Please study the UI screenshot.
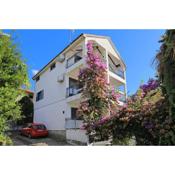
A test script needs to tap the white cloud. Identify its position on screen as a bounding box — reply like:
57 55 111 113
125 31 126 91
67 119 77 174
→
32 69 39 76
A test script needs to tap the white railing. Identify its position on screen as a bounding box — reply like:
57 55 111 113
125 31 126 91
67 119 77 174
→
66 87 82 97
109 65 125 79
118 93 126 103
66 55 82 68
65 118 83 129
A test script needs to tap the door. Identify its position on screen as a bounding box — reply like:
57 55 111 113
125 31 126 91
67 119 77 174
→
71 108 78 120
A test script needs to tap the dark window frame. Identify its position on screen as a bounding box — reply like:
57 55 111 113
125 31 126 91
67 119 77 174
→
71 108 78 120
36 90 44 102
36 76 40 82
50 63 56 71
66 52 82 68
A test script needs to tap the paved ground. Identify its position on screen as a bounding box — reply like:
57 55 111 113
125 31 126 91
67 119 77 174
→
9 132 71 146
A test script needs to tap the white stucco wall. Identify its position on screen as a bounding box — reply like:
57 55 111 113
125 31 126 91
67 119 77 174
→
34 41 85 131
34 100 70 130
66 129 88 143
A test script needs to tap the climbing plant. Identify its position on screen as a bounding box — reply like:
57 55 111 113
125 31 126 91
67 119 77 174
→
77 41 119 142
91 79 175 145
78 31 175 145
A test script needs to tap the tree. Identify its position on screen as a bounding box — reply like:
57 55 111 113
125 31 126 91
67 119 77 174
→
77 41 119 142
0 31 29 145
18 95 33 124
156 30 175 118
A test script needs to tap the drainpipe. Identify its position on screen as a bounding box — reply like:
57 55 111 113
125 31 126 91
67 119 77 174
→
124 70 127 99
105 49 110 84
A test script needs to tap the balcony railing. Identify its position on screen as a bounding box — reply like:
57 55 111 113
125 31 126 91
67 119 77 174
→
66 55 82 68
118 93 127 103
66 86 82 97
65 118 83 129
109 65 125 79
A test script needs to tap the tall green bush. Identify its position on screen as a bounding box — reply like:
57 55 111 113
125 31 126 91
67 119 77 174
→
0 32 29 145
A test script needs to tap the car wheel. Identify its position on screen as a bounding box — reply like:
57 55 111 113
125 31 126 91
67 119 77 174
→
28 133 32 138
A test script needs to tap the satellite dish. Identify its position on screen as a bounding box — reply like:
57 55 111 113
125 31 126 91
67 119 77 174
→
57 54 65 62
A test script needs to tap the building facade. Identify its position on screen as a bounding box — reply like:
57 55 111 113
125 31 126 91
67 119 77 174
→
33 34 127 143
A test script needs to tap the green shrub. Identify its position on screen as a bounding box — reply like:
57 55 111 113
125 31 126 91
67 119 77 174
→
0 134 12 146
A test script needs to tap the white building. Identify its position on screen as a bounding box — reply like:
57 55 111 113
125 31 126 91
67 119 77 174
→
33 33 127 144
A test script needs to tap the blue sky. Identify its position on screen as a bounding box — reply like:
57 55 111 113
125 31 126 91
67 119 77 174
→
5 29 165 95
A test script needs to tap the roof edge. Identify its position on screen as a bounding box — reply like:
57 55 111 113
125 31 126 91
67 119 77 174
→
84 34 126 69
32 33 85 80
32 33 126 80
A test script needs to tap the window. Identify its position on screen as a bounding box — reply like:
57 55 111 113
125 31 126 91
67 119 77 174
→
71 108 78 119
36 76 40 82
50 63 56 71
74 55 82 63
66 53 82 68
66 56 75 68
36 90 44 101
32 125 46 130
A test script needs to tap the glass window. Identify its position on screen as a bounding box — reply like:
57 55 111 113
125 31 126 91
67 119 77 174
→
36 76 40 82
32 125 46 130
36 90 44 101
50 63 56 71
71 108 78 119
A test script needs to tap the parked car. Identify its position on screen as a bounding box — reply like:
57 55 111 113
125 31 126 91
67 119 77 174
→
20 123 48 138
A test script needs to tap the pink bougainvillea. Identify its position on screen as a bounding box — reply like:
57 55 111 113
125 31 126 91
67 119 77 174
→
77 41 119 139
90 78 175 145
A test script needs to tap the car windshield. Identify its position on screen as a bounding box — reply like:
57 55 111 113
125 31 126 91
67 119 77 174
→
33 125 46 130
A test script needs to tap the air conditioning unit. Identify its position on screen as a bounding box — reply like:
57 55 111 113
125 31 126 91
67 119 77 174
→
57 74 64 82
57 54 65 63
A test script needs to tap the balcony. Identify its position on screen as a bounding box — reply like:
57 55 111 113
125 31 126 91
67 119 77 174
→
66 86 82 97
109 65 125 79
118 93 126 103
65 118 83 129
66 54 82 69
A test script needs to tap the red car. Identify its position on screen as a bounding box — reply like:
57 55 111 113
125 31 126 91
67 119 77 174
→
20 123 48 138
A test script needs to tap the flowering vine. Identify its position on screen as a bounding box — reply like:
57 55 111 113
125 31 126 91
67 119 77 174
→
77 41 119 141
90 78 175 145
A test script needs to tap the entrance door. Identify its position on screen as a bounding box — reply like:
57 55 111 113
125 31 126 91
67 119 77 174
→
71 108 78 120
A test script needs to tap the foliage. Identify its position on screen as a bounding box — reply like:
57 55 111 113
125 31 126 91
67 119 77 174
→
0 31 29 145
18 95 33 124
0 134 12 145
155 30 175 118
77 31 175 145
89 79 175 145
77 41 119 141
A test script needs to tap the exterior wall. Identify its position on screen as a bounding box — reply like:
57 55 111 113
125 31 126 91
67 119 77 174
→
34 40 85 132
34 60 68 130
34 100 69 130
66 129 88 143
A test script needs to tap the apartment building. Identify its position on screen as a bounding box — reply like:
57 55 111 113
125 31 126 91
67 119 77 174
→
32 33 127 143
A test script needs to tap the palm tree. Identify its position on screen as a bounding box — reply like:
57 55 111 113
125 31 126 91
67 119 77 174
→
156 30 175 118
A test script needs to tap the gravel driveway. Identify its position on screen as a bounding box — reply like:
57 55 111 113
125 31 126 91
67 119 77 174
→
10 132 71 146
